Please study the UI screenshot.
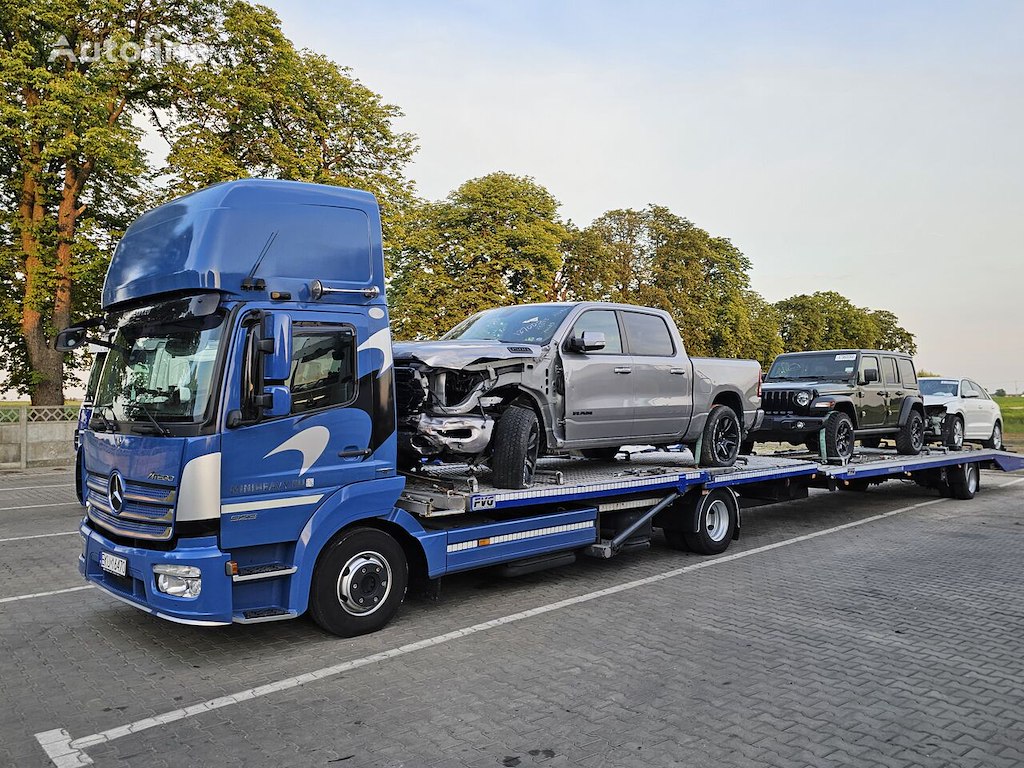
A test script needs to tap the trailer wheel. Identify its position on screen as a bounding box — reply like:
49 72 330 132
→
896 410 925 455
942 414 965 450
983 421 1003 451
681 489 738 555
698 405 741 467
824 412 855 461
949 463 980 500
491 406 540 489
310 528 408 637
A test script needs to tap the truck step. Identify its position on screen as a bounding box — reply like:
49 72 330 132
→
233 607 298 624
232 563 298 583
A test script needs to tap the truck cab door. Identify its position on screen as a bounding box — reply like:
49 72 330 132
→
218 308 395 549
561 309 635 443
619 310 693 438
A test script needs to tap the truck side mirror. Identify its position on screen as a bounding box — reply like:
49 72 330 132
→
258 385 292 417
260 313 292 381
569 331 606 353
55 327 88 351
862 369 879 384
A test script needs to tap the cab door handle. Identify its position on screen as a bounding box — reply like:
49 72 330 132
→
613 367 632 375
338 448 372 459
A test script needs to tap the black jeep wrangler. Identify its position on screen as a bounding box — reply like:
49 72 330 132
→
750 349 927 460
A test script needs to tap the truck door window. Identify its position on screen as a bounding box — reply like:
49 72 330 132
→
897 357 917 387
569 310 622 354
883 357 899 385
289 325 356 414
622 312 675 356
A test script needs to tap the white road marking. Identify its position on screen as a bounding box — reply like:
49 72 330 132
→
0 531 78 544
0 502 80 512
996 476 1024 488
0 585 92 605
34 493 974 767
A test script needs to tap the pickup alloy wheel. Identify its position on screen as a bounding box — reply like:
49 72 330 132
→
698 405 741 467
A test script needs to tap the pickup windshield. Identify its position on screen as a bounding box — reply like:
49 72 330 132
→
441 305 573 345
94 306 224 428
766 352 858 382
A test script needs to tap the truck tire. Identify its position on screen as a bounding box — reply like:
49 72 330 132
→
581 447 620 461
698 405 741 468
681 488 738 555
983 421 1003 450
824 412 855 461
942 414 965 450
310 527 408 637
948 463 980 500
896 409 925 455
491 406 540 489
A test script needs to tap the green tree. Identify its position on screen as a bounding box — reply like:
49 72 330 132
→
0 0 416 403
560 205 756 358
389 173 569 339
774 291 915 354
994 388 1007 398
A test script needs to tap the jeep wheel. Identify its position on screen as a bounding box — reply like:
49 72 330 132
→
942 414 965 450
491 406 541 489
983 421 1003 451
824 412 855 461
698 405 741 467
896 410 925 455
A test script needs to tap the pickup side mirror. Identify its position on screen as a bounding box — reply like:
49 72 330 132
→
569 331 606 353
862 368 879 384
259 313 292 381
55 327 88 352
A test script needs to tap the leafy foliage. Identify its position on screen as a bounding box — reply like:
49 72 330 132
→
774 292 917 355
388 173 568 339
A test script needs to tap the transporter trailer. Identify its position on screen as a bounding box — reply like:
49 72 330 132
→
57 179 1024 638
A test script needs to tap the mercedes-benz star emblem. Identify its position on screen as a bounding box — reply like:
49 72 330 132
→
108 471 125 514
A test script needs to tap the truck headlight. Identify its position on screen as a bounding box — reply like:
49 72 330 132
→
153 564 202 598
795 391 812 407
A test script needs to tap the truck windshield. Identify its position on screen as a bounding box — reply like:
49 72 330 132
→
766 352 858 382
441 305 573 345
94 311 225 427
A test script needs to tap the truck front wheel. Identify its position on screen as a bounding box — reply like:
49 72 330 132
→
310 528 408 637
698 405 741 467
491 406 541 489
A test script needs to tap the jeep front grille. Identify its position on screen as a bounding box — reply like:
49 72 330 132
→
762 390 810 415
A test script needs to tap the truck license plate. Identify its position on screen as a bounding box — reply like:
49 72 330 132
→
100 551 128 577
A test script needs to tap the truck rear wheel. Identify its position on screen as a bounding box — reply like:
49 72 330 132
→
698 405 741 467
896 410 925 455
491 406 540 489
310 527 408 637
680 488 738 555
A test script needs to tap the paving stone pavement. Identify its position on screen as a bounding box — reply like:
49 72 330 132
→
1 467 1022 767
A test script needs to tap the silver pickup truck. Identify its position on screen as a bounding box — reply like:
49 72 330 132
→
393 302 763 488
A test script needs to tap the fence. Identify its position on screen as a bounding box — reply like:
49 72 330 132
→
0 405 79 469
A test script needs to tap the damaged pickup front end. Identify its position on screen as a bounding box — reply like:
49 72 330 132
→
392 342 549 466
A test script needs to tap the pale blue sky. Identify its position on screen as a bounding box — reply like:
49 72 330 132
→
261 1 1023 391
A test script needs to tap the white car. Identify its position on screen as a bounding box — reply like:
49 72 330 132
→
919 377 1003 450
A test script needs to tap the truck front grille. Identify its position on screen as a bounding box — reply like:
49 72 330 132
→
85 471 176 541
762 390 809 415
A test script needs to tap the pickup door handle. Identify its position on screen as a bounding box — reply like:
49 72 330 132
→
338 448 372 459
670 368 688 375
613 367 632 375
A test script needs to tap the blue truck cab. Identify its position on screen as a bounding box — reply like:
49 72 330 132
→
60 179 457 635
